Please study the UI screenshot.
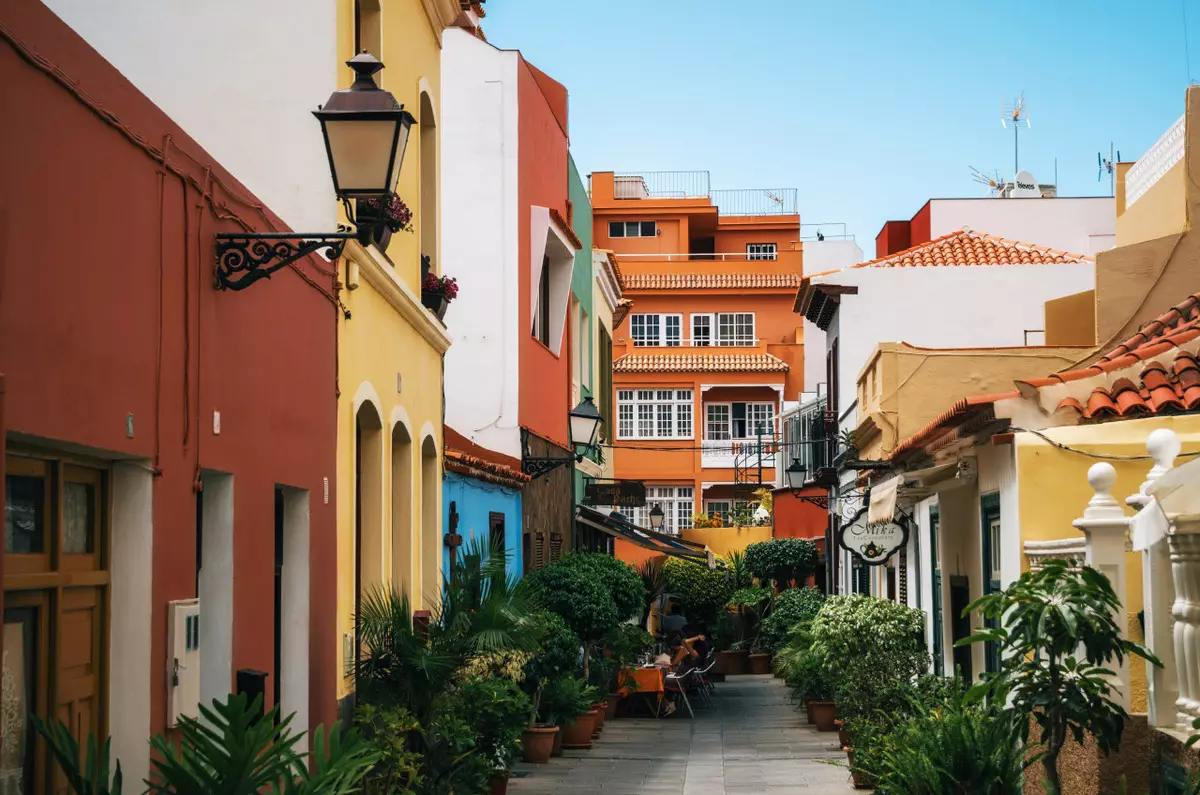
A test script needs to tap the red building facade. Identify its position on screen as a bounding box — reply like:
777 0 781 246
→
1 1 338 784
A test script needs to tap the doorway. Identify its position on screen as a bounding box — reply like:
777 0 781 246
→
949 575 973 682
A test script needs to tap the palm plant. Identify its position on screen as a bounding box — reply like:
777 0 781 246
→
30 716 123 795
637 558 665 625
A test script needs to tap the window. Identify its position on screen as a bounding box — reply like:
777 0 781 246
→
629 487 694 535
489 512 506 558
533 255 551 345
630 314 682 346
616 389 693 440
579 308 591 389
690 312 754 346
608 221 657 238
746 243 777 261
705 402 774 439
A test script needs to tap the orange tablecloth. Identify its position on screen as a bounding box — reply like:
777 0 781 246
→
618 666 665 696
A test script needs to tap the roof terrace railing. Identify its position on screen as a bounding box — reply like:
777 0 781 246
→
1126 114 1185 209
612 171 711 200
712 188 799 216
800 222 855 242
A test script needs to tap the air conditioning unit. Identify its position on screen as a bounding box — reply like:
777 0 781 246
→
167 598 201 727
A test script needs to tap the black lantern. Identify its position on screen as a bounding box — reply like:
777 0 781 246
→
568 397 603 452
314 53 416 200
213 53 414 293
649 504 665 531
785 458 807 490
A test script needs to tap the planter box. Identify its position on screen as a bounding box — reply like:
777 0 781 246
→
421 291 449 321
717 649 749 675
748 653 772 675
810 700 837 732
804 698 815 724
561 711 597 749
521 726 557 764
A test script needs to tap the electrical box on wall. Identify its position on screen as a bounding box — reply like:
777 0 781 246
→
343 631 356 678
167 598 201 728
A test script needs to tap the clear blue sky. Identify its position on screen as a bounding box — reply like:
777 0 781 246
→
483 0 1197 252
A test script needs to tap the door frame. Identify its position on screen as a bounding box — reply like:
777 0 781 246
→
980 492 1001 674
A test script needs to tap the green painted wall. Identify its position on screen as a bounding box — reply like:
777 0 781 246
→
569 157 597 497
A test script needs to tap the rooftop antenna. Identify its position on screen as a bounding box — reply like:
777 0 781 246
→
1098 143 1121 197
1001 93 1031 175
969 166 1003 197
764 190 785 209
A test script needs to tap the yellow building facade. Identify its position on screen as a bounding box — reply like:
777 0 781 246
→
333 0 460 710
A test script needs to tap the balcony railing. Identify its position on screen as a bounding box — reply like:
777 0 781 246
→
1126 114 1185 209
702 439 778 469
615 251 801 263
712 188 798 216
800 222 856 242
612 171 711 200
779 398 835 485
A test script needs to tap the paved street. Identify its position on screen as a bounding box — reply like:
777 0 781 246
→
509 675 855 795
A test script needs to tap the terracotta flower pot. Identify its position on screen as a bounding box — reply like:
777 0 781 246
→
845 749 875 790
489 774 509 795
804 698 816 724
521 726 558 764
835 719 851 749
748 653 772 675
717 650 749 675
810 700 837 732
591 703 606 736
560 711 596 749
605 696 621 720
551 726 564 756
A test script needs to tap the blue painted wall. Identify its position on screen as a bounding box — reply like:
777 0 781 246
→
443 471 524 579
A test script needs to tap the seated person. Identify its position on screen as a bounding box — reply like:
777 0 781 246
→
668 632 705 671
660 603 688 636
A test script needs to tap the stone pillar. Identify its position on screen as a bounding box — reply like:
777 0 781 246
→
1128 427 1180 728
1074 462 1131 710
1168 519 1200 731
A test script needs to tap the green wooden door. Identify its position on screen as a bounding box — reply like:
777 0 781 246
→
929 505 944 676
980 493 1001 675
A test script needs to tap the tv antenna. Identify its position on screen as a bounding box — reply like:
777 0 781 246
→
969 166 1003 197
1001 93 1031 175
1097 143 1120 197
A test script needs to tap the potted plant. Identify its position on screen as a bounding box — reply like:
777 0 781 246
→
357 193 413 253
553 677 600 750
600 623 653 719
457 676 530 793
421 272 458 321
743 538 817 591
726 585 771 674
520 611 579 764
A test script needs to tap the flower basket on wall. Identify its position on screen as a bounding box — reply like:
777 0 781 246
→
357 193 413 253
421 271 458 322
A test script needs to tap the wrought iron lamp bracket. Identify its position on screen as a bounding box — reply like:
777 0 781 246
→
792 494 830 509
214 227 360 291
521 452 584 479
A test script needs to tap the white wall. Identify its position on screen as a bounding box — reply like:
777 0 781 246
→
823 261 1095 417
42 0 336 233
280 487 310 737
977 443 1021 588
929 198 1116 257
109 463 153 788
802 240 863 393
440 30 521 458
199 472 234 707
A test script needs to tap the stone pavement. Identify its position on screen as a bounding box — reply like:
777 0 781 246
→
508 674 856 795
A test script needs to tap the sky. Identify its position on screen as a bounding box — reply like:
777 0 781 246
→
482 0 1199 254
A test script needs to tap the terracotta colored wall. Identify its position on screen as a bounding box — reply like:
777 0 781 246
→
875 220 912 258
614 540 662 570
1 1 338 732
517 57 571 446
614 294 802 346
910 201 932 247
1044 290 1097 347
596 216 685 254
682 525 772 558
773 488 828 541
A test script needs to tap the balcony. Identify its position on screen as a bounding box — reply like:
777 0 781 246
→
701 439 778 469
712 188 798 217
611 171 711 200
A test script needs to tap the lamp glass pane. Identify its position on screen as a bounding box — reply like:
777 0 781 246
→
389 124 412 193
570 414 599 448
324 119 398 195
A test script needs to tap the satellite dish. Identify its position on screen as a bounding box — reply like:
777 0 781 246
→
1011 170 1040 198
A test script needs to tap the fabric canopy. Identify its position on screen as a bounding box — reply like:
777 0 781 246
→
575 505 714 567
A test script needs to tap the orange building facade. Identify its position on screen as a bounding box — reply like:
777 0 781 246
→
590 171 806 533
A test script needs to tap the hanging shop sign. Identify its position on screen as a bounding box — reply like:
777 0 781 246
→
838 506 908 566
583 479 646 508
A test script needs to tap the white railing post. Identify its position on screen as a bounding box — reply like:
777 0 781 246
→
1074 462 1131 710
1167 520 1200 731
1128 428 1181 729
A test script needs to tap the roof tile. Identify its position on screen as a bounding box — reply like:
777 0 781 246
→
850 229 1092 270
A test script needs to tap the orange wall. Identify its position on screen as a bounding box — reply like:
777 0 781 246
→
614 293 803 346
774 487 828 543
517 57 571 446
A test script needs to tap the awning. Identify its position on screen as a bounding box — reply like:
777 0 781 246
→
575 505 715 567
867 475 900 524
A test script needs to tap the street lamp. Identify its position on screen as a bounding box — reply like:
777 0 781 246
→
785 458 807 490
649 504 665 531
214 52 416 292
522 397 604 479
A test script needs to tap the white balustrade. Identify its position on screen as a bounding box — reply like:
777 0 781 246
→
1129 428 1181 728
1074 462 1132 710
1168 525 1200 730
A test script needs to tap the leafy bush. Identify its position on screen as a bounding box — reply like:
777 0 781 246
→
757 586 824 654
661 557 730 627
538 675 598 727
357 704 424 795
456 677 531 777
522 611 581 724
601 624 654 692
727 585 772 650
555 552 646 624
810 594 929 721
524 563 617 655
786 647 834 702
743 538 817 586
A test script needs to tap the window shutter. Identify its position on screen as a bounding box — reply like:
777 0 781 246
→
534 532 546 571
899 547 908 604
549 533 563 563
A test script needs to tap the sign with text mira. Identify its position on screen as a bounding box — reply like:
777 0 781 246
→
584 480 647 508
838 507 908 565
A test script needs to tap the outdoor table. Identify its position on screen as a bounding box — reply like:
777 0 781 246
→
618 666 666 717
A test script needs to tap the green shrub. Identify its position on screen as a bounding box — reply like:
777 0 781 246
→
457 677 530 777
786 647 834 702
538 675 598 727
661 557 730 627
522 611 581 725
757 586 824 654
555 552 646 623
525 562 617 650
743 538 817 586
357 704 424 795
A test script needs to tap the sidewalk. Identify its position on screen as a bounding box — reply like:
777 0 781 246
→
508 674 856 795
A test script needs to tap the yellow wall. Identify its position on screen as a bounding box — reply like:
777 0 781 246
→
1015 415 1200 712
682 525 773 558
1115 160 1186 248
333 0 457 702
1044 290 1096 347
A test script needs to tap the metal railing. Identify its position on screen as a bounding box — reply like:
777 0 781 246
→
615 252 799 262
612 171 711 200
1126 114 1185 209
629 338 763 348
712 188 798 216
800 222 856 242
701 438 779 469
780 398 833 483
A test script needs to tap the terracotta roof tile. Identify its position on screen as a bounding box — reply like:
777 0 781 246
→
851 229 1092 270
444 448 530 489
624 273 803 290
613 353 790 373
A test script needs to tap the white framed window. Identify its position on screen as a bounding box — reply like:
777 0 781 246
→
704 401 775 439
608 221 657 238
631 313 682 346
630 486 695 535
747 243 777 261
616 389 693 440
703 500 731 523
690 312 754 346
